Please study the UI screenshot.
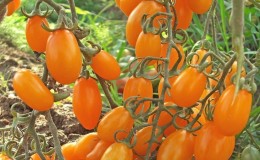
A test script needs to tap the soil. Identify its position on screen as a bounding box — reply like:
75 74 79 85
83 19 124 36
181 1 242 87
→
0 40 90 150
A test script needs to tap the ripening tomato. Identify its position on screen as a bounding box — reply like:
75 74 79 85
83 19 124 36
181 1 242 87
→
213 85 252 136
191 49 212 73
73 77 102 130
123 76 153 114
148 103 188 137
46 29 82 84
157 130 195 160
119 0 142 16
6 0 20 16
173 0 193 29
187 0 212 14
13 69 54 111
97 106 134 143
26 16 50 52
30 153 51 160
171 67 207 107
126 1 165 46
86 139 112 160
61 142 77 160
101 143 133 160
194 122 235 160
133 126 162 156
0 153 11 160
91 50 121 80
159 43 185 70
224 61 246 87
74 132 100 160
135 32 161 65
158 76 178 102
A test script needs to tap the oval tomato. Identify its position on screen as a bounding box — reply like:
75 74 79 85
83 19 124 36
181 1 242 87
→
170 67 207 107
30 153 51 160
123 76 153 114
46 29 82 84
157 130 195 160
91 50 121 80
6 0 20 16
135 32 161 65
101 143 133 160
61 142 76 160
133 126 162 156
173 0 193 29
119 0 142 16
13 69 54 111
74 132 100 160
26 16 50 53
158 76 178 103
187 0 212 14
73 77 102 130
194 122 235 160
86 139 112 160
126 1 165 46
213 84 252 136
97 106 134 143
224 61 246 87
0 153 11 160
191 49 212 73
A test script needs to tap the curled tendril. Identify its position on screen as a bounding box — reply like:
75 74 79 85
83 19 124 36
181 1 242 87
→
21 5 53 18
173 29 188 44
30 134 48 152
4 140 19 159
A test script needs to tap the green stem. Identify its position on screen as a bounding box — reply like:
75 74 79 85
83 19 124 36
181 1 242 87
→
67 0 78 24
202 0 217 40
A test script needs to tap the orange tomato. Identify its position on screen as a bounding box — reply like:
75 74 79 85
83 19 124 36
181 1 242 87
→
171 67 207 107
12 69 53 111
46 29 82 84
30 153 51 160
97 106 134 143
74 132 100 160
224 61 246 87
135 32 161 65
213 85 252 136
157 76 178 102
157 130 195 160
187 0 212 14
133 126 162 156
191 49 212 73
86 139 112 160
123 76 153 114
194 122 235 160
73 77 102 130
6 0 20 16
119 0 142 16
173 0 193 29
61 142 77 160
26 16 50 52
126 1 164 46
91 50 121 80
0 153 11 160
101 143 133 160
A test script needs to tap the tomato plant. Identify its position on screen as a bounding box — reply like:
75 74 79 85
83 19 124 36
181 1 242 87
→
213 84 252 136
97 106 134 143
101 143 133 160
85 139 112 160
12 69 54 111
91 50 121 80
241 145 260 160
46 29 82 84
72 77 102 130
157 76 177 103
191 49 212 73
173 0 193 29
26 16 50 53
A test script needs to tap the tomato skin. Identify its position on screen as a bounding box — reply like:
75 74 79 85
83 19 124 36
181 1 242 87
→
119 0 142 16
135 32 161 65
170 67 207 107
194 122 235 160
91 50 121 80
46 29 82 84
157 130 195 160
74 132 100 160
26 16 50 53
174 0 193 29
191 49 212 73
123 76 153 114
187 0 212 14
101 143 133 160
6 0 20 16
97 106 134 143
86 139 112 160
126 1 165 46
224 61 246 87
13 69 54 111
73 77 102 130
133 126 162 156
30 154 51 160
213 85 252 136
0 153 11 160
61 142 77 160
158 76 177 103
